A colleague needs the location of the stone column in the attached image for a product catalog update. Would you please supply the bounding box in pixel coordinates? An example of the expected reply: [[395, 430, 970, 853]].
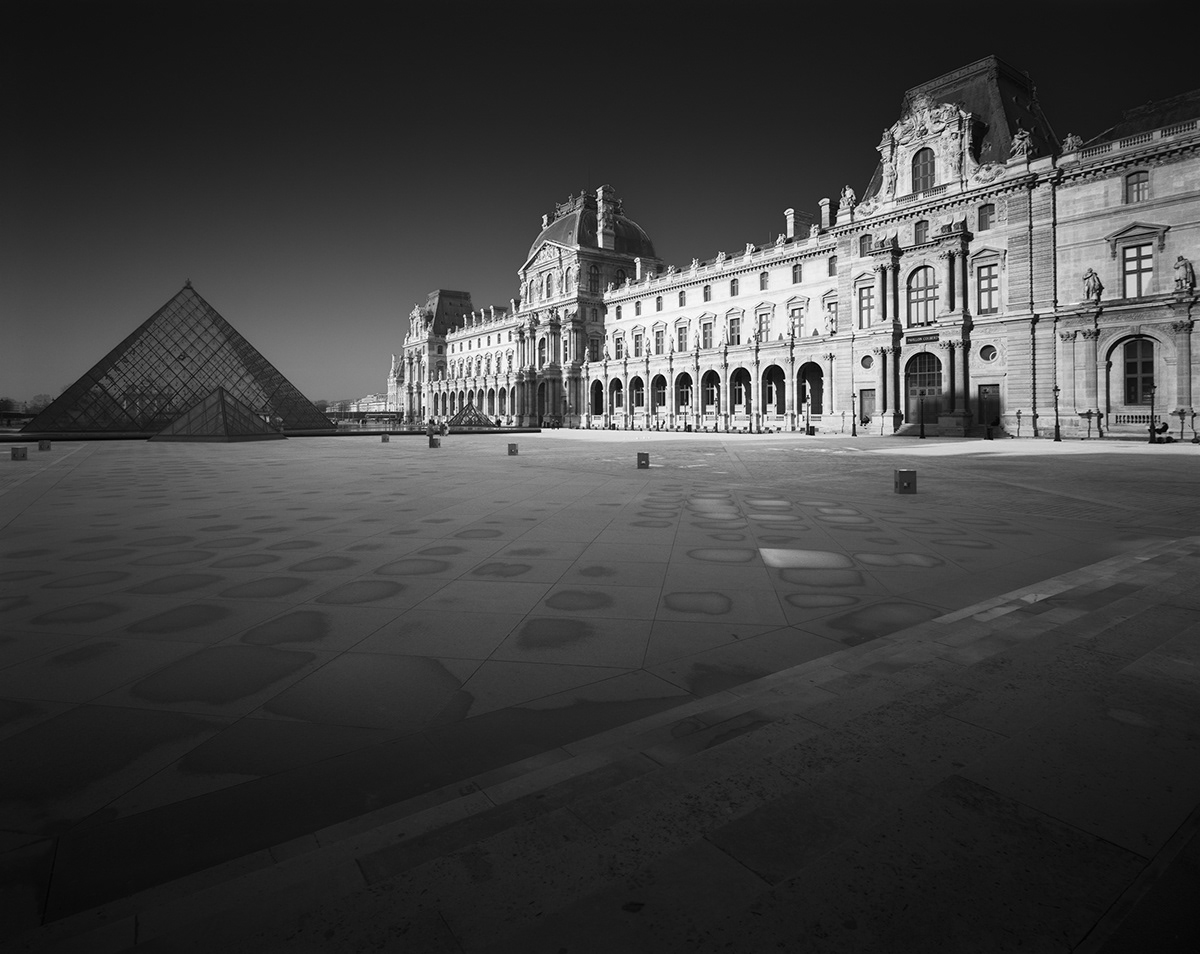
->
[[722, 353, 732, 432], [938, 250, 955, 316], [785, 345, 796, 431], [1059, 330, 1077, 412], [1081, 328, 1101, 420], [938, 340, 957, 415], [890, 264, 902, 328], [1170, 320, 1194, 412], [875, 264, 888, 325], [891, 346, 903, 429], [874, 347, 889, 421]]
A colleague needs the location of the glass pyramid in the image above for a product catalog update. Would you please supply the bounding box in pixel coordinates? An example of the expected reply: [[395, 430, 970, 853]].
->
[[24, 283, 334, 436], [446, 402, 494, 428], [150, 387, 286, 442]]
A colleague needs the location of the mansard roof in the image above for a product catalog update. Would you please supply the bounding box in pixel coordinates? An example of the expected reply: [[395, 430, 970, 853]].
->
[[1085, 89, 1200, 146]]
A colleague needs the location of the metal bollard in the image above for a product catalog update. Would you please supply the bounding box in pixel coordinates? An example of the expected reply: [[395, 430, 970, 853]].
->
[[637, 452, 650, 469], [38, 440, 51, 451], [11, 446, 28, 460], [381, 434, 390, 442], [508, 443, 518, 455], [428, 436, 441, 449], [894, 469, 916, 494]]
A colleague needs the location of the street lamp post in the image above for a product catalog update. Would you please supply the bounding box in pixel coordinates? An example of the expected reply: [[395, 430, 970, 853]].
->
[[1147, 384, 1157, 444], [918, 389, 926, 439], [851, 392, 857, 437], [804, 397, 811, 434], [1053, 386, 1061, 442]]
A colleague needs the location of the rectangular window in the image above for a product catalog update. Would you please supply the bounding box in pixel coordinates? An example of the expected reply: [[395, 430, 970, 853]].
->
[[1123, 244, 1152, 297], [789, 306, 803, 335], [702, 323, 713, 349], [588, 338, 600, 362], [757, 312, 770, 341], [728, 316, 740, 346], [858, 285, 875, 329], [677, 326, 687, 352], [654, 329, 664, 355], [977, 264, 999, 314], [614, 337, 624, 359], [732, 378, 744, 405], [633, 334, 643, 357]]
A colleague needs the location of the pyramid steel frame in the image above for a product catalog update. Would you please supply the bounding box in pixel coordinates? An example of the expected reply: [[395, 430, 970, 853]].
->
[[24, 284, 334, 437]]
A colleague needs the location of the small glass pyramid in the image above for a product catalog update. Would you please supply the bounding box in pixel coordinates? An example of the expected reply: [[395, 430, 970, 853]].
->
[[150, 387, 286, 442], [24, 283, 334, 436], [446, 403, 494, 428]]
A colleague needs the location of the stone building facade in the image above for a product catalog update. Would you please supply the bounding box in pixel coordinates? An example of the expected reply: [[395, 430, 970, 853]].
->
[[394, 56, 1199, 438]]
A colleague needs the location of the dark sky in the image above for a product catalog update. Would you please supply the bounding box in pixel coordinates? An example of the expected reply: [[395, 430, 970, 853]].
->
[[8, 0, 1196, 402]]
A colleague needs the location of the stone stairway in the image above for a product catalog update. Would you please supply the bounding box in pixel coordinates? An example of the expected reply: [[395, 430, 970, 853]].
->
[[18, 537, 1200, 954]]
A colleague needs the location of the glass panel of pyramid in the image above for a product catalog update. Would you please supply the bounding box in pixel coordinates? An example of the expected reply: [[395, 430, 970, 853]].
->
[[24, 283, 334, 435], [150, 387, 286, 442], [446, 403, 494, 428]]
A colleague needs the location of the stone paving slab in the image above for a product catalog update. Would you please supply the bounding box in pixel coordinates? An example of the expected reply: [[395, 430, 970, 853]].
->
[[1, 433, 1198, 951]]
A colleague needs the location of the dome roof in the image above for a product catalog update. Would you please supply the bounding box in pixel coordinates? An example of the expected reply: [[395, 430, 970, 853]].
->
[[526, 206, 656, 261]]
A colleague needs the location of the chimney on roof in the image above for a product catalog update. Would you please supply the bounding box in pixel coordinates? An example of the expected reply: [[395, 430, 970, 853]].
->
[[597, 184, 616, 251], [819, 198, 832, 230], [635, 257, 643, 281], [785, 209, 796, 239]]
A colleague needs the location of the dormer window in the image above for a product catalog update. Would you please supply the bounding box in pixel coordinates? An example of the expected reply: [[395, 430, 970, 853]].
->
[[912, 148, 936, 193]]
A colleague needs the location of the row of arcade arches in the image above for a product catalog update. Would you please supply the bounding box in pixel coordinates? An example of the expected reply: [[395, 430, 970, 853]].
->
[[590, 365, 827, 416]]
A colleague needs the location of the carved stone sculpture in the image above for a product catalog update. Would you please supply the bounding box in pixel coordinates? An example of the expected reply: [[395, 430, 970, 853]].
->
[[1062, 132, 1083, 152], [1009, 127, 1033, 159], [840, 185, 856, 209], [1175, 255, 1196, 291], [1083, 268, 1104, 303]]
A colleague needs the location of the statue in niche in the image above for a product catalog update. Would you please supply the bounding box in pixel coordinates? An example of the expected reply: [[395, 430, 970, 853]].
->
[[1010, 127, 1034, 159], [882, 160, 897, 196], [1062, 132, 1083, 152], [824, 308, 838, 335], [840, 185, 856, 210], [1083, 268, 1104, 303], [1175, 255, 1196, 292]]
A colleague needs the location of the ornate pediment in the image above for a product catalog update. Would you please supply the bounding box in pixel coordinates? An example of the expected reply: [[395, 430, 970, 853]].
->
[[1103, 222, 1171, 258]]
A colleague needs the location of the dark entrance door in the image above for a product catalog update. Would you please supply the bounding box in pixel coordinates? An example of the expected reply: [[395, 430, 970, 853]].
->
[[859, 388, 876, 423], [978, 384, 1000, 426]]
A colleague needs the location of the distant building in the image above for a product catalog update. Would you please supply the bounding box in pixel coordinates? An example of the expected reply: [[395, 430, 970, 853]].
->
[[395, 56, 1199, 437]]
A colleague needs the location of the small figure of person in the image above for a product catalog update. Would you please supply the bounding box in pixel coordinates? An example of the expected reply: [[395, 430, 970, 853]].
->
[[1083, 268, 1103, 304]]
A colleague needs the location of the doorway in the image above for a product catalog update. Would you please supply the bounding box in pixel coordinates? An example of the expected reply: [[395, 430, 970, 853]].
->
[[978, 384, 1000, 426]]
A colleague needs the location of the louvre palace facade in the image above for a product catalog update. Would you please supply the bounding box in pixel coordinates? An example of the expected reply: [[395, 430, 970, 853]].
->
[[393, 56, 1199, 438]]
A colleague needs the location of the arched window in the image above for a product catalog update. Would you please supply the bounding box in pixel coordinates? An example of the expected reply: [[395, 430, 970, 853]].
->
[[545, 273, 554, 297], [978, 203, 995, 231], [912, 148, 936, 193], [678, 290, 686, 307], [615, 269, 626, 285], [859, 235, 872, 257], [907, 266, 938, 326], [703, 284, 712, 302], [563, 270, 571, 293], [538, 339, 547, 367], [730, 278, 739, 296], [1125, 171, 1149, 204], [759, 271, 769, 291], [655, 296, 663, 312], [588, 264, 600, 294], [792, 263, 803, 283], [1124, 339, 1155, 404], [828, 256, 838, 277], [913, 220, 928, 245]]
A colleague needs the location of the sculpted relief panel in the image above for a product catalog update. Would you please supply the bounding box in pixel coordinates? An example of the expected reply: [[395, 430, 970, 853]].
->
[[876, 94, 981, 202]]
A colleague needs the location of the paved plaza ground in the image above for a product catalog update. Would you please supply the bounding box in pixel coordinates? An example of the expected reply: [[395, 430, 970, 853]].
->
[[1, 430, 1198, 952]]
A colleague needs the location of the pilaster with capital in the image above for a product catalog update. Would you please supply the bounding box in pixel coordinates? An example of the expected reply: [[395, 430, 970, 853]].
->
[[873, 346, 890, 417], [1169, 320, 1194, 412], [1080, 328, 1101, 420], [823, 352, 836, 413], [1058, 330, 1078, 413]]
